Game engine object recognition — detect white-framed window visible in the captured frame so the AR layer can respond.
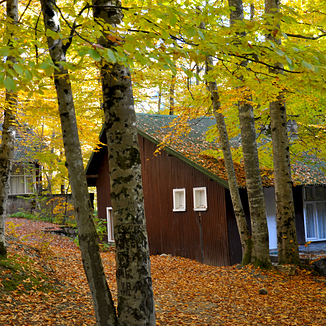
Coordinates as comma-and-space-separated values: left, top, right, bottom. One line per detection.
173, 188, 186, 212
193, 187, 207, 211
304, 186, 326, 241
106, 207, 114, 242
10, 164, 36, 195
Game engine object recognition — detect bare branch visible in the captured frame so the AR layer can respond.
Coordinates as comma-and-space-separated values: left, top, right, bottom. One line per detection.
18, 0, 32, 22
285, 32, 326, 40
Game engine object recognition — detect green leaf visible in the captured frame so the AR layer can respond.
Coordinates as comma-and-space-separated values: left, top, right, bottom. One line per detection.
170, 14, 177, 26
107, 49, 116, 63
187, 27, 197, 37
39, 62, 51, 70
135, 52, 148, 65
285, 55, 292, 65
4, 77, 16, 92
0, 47, 10, 57
301, 60, 313, 70
46, 29, 60, 40
162, 55, 174, 66
45, 67, 54, 77
88, 49, 101, 62
275, 48, 284, 56
161, 29, 170, 39
181, 66, 193, 79
24, 69, 33, 81
198, 29, 205, 40
268, 40, 275, 49
6, 69, 16, 77
78, 49, 88, 57
13, 64, 24, 75
170, 65, 177, 75
281, 32, 288, 39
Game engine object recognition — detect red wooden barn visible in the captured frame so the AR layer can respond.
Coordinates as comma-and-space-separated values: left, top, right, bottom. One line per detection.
85, 114, 326, 266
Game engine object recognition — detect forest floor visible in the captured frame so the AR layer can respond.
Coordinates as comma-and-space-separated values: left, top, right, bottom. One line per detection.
1, 218, 326, 325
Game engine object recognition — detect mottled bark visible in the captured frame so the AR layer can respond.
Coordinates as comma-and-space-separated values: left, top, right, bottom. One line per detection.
92, 1, 156, 325
229, 0, 271, 267
40, 1, 117, 324
207, 56, 251, 264
265, 0, 300, 265
0, 0, 18, 257
239, 104, 271, 267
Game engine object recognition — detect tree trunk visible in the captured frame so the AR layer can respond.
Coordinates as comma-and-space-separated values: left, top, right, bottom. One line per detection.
265, 0, 300, 265
229, 0, 271, 267
0, 0, 18, 257
169, 74, 176, 115
92, 1, 156, 325
157, 85, 162, 113
40, 1, 117, 324
238, 104, 271, 267
207, 56, 251, 264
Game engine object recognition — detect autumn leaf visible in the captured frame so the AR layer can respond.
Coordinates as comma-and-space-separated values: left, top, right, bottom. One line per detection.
3, 217, 326, 326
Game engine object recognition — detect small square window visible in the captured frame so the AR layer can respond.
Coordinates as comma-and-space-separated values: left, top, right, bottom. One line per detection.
173, 188, 186, 212
193, 187, 207, 211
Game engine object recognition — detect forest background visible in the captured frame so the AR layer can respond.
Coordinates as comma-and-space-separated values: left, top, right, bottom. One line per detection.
1, 0, 326, 324
1, 0, 325, 192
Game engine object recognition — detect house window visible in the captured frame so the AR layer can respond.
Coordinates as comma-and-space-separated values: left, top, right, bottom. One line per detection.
173, 188, 186, 212
193, 187, 207, 211
106, 207, 114, 242
10, 164, 36, 195
304, 186, 326, 241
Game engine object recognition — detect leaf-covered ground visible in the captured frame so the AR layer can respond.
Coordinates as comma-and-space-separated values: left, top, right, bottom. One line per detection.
1, 218, 326, 325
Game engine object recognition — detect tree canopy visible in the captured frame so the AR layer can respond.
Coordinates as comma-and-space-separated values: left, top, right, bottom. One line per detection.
0, 0, 325, 185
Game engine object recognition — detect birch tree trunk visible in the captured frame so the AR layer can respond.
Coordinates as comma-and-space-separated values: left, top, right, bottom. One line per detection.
0, 0, 18, 257
40, 1, 117, 324
207, 56, 251, 264
92, 1, 156, 325
229, 0, 271, 267
238, 104, 270, 266
265, 0, 300, 265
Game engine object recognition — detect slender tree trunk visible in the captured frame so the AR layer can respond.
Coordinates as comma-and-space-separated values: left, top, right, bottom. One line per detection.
40, 1, 117, 324
92, 1, 156, 325
238, 104, 270, 266
207, 56, 251, 264
229, 0, 271, 267
265, 0, 300, 265
169, 74, 176, 115
0, 0, 18, 257
157, 85, 162, 113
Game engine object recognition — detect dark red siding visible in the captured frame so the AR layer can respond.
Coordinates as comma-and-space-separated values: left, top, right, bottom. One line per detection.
96, 152, 112, 242
139, 136, 231, 266
94, 135, 245, 266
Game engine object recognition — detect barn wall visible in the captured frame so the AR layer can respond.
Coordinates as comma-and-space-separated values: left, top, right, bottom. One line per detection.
96, 152, 112, 242
139, 136, 231, 267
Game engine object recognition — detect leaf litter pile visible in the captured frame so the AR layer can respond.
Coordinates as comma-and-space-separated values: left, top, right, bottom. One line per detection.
1, 218, 326, 325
